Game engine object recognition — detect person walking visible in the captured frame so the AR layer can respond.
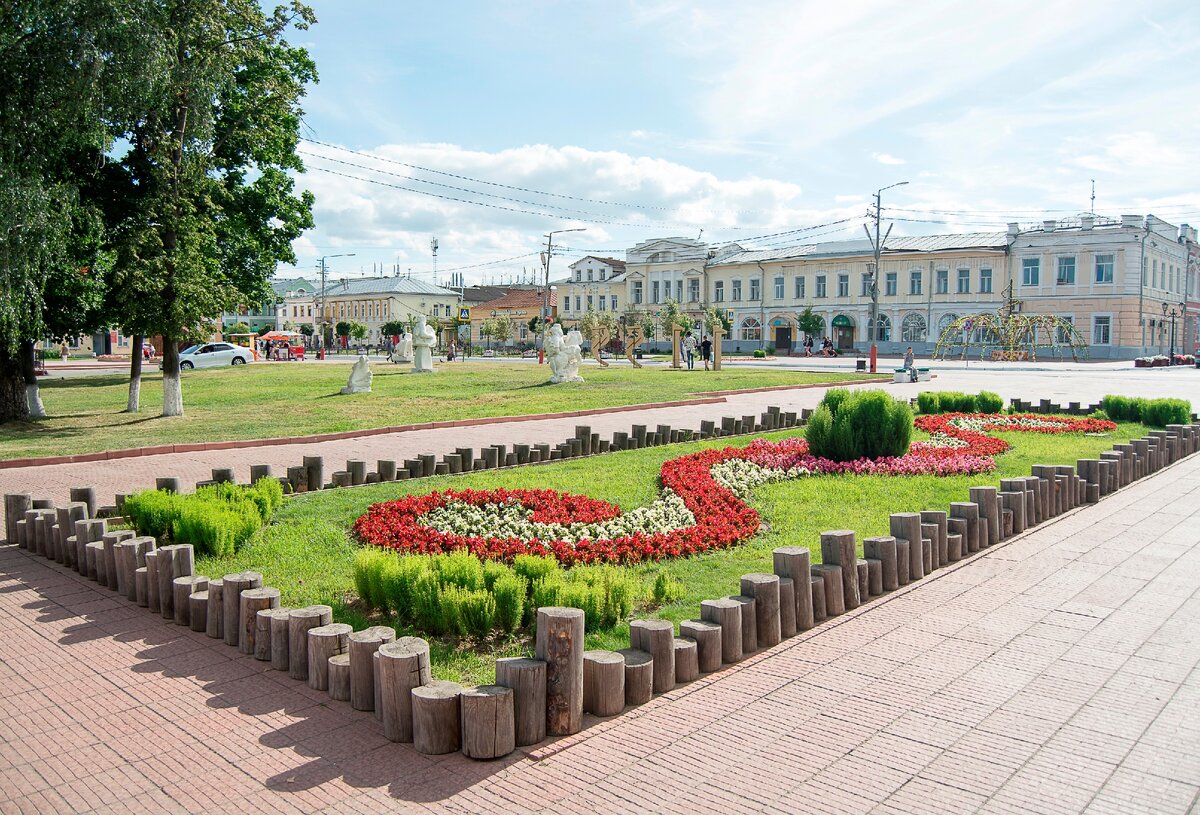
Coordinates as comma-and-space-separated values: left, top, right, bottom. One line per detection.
904, 346, 917, 382
700, 336, 713, 371
682, 331, 697, 370
804, 335, 813, 357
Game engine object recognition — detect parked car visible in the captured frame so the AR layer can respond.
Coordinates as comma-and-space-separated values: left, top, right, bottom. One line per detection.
168, 342, 254, 370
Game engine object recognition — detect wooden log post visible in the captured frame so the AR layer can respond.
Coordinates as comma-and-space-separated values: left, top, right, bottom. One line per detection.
494, 657, 547, 747
730, 595, 757, 653
349, 626, 397, 712
4, 493, 31, 545
920, 511, 949, 567
919, 525, 936, 574
583, 650, 626, 717
69, 486, 96, 519
189, 591, 209, 632
144, 549, 161, 612
223, 571, 263, 647
969, 486, 1001, 547
460, 685, 516, 760
160, 543, 196, 620
680, 620, 722, 673
629, 619, 675, 694
811, 564, 844, 617
126, 537, 155, 602
205, 579, 223, 639
288, 605, 334, 681
303, 456, 324, 491
1001, 491, 1027, 534
135, 567, 149, 607
239, 587, 280, 655
617, 649, 653, 706
863, 536, 898, 591
819, 530, 861, 609
739, 573, 782, 647
700, 598, 742, 663
103, 530, 135, 592
412, 681, 463, 755
267, 608, 292, 670
810, 576, 827, 621
946, 521, 966, 560
772, 546, 813, 631
535, 607, 585, 736
56, 504, 87, 568
328, 654, 351, 701
172, 575, 208, 627
865, 559, 883, 596
951, 502, 983, 553
888, 513, 924, 582
378, 637, 432, 743
307, 623, 352, 691
778, 577, 797, 639
673, 638, 699, 683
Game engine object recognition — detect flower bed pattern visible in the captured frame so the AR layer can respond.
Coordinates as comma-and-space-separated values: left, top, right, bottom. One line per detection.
353, 412, 1116, 565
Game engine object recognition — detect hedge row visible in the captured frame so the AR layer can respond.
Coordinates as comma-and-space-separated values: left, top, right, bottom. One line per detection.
916, 390, 1004, 415
124, 478, 283, 558
1100, 395, 1191, 427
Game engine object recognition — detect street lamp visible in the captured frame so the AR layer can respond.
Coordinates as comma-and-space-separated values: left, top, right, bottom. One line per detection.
317, 253, 355, 356
865, 181, 908, 372
539, 228, 586, 363
1162, 301, 1184, 364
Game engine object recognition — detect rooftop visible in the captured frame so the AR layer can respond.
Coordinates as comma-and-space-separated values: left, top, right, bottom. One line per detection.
319, 276, 459, 298
474, 288, 555, 313
714, 232, 1010, 265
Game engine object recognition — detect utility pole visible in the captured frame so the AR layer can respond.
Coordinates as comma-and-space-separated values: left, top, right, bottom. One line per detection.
540, 228, 585, 363
864, 181, 907, 372
317, 253, 354, 356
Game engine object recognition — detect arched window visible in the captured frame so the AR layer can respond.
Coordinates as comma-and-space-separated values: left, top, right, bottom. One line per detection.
741, 317, 762, 341
938, 313, 961, 343
901, 313, 927, 342
868, 314, 892, 342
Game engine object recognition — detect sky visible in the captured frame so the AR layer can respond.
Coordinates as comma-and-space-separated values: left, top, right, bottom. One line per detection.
283, 0, 1200, 287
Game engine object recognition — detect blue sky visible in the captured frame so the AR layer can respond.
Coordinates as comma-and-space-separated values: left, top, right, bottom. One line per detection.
285, 0, 1200, 286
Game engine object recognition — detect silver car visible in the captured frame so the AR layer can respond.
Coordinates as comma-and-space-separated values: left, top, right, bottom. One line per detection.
173, 342, 254, 370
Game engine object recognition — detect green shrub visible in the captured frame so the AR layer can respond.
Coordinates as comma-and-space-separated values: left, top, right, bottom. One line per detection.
124, 489, 185, 540
125, 479, 277, 557
1088, 408, 1110, 421
513, 554, 559, 584
651, 571, 684, 605
976, 391, 1004, 414
807, 389, 912, 462
482, 560, 514, 590
382, 555, 429, 618
915, 391, 940, 415
353, 548, 388, 611
442, 586, 495, 638
411, 570, 444, 633
432, 551, 484, 590
752, 349, 766, 358
492, 573, 526, 634
1101, 394, 1139, 421
1142, 397, 1190, 427
531, 574, 565, 611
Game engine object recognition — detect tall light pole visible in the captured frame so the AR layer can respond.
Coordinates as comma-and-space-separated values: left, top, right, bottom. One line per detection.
539, 228, 586, 363
864, 181, 908, 372
1162, 302, 1183, 364
318, 253, 355, 355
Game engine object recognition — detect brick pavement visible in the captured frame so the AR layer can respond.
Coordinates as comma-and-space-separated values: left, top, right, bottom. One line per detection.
2, 438, 1198, 813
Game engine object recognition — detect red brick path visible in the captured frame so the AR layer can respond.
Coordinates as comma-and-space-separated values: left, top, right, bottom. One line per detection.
2, 455, 1198, 813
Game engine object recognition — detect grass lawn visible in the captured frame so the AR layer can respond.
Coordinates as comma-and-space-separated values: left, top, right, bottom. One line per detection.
195, 418, 1147, 685
0, 362, 878, 460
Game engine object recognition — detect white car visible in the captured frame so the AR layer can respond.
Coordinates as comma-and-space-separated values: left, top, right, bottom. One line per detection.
173, 342, 254, 370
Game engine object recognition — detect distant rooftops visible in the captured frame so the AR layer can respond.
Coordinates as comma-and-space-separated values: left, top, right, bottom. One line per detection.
318, 276, 459, 297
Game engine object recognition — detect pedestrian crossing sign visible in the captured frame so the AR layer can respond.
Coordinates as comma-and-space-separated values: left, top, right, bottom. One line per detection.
458, 307, 471, 321
726, 309, 734, 321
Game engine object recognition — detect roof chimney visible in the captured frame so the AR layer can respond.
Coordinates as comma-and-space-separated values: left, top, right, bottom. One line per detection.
1120, 214, 1142, 228
1080, 215, 1094, 231
1042, 219, 1057, 232
1007, 222, 1020, 237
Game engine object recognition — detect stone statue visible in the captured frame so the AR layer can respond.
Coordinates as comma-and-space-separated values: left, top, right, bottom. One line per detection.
547, 325, 584, 384
390, 331, 413, 364
412, 316, 436, 373
340, 353, 372, 394
563, 329, 585, 382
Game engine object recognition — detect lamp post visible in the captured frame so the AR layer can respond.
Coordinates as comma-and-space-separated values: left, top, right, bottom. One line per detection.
1162, 302, 1183, 364
539, 228, 586, 363
317, 253, 355, 357
865, 181, 908, 372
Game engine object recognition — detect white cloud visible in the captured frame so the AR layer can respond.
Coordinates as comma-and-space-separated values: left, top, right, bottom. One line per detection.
873, 153, 906, 166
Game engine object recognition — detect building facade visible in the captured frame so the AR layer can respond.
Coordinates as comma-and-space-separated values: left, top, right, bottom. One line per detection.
284, 276, 461, 345
557, 256, 627, 321
468, 289, 556, 349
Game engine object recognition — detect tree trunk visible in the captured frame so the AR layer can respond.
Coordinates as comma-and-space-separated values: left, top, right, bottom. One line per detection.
0, 346, 27, 423
21, 341, 45, 417
161, 336, 182, 417
126, 335, 143, 413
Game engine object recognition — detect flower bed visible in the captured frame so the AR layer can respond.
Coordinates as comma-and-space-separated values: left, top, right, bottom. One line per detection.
353, 412, 1117, 565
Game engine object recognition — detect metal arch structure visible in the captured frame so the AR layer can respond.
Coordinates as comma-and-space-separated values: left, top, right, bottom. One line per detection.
933, 283, 1091, 362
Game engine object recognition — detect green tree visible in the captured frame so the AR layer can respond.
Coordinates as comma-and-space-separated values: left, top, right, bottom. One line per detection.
227, 321, 251, 336
658, 298, 692, 334
297, 323, 313, 337
796, 306, 824, 337
379, 320, 406, 337
349, 321, 368, 343
335, 321, 352, 339
704, 305, 731, 336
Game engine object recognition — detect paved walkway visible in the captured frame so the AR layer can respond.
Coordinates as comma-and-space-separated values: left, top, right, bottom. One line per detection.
2, 447, 1198, 813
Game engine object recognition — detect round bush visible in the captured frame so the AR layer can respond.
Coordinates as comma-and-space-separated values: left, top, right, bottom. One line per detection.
806, 389, 913, 462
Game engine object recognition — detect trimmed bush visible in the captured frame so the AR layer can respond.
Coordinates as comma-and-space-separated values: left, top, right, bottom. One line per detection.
807, 389, 912, 462
916, 390, 1004, 414
443, 586, 495, 638
976, 391, 1004, 414
513, 554, 557, 584
382, 555, 428, 617
125, 478, 279, 557
492, 573, 526, 634
916, 391, 941, 415
1101, 394, 1191, 427
124, 489, 185, 540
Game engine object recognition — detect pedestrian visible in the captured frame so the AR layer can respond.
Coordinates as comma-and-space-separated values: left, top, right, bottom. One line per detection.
447, 340, 456, 362
904, 345, 917, 382
60, 341, 70, 361
804, 335, 813, 357
700, 336, 713, 370
682, 331, 697, 370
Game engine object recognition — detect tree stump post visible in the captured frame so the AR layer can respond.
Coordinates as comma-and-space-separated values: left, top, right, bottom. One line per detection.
349, 625, 397, 712
680, 620, 722, 673
223, 571, 263, 647
4, 493, 31, 545
268, 608, 292, 670
583, 650, 625, 717
778, 577, 796, 639
103, 530, 135, 593
888, 514, 924, 581
172, 575, 208, 627
378, 637, 432, 743
145, 549, 161, 613
673, 638, 699, 683
127, 537, 155, 602
819, 529, 860, 609
946, 522, 966, 560
307, 623, 352, 691
739, 573, 781, 647
135, 567, 149, 607
288, 605, 333, 681
240, 587, 280, 655
328, 653, 352, 701
949, 502, 981, 553
811, 565, 844, 616
894, 538, 911, 585
460, 685, 516, 760
700, 598, 742, 663
154, 544, 178, 618
919, 510, 949, 567
731, 595, 757, 652
534, 607, 585, 736
205, 579, 223, 639
617, 649, 653, 706
810, 576, 827, 621
412, 680, 463, 755
629, 619, 675, 694
865, 559, 883, 596
189, 591, 209, 632
772, 546, 813, 631
494, 656, 547, 747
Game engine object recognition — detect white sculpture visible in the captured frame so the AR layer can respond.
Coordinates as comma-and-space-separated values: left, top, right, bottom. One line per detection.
389, 331, 413, 364
412, 316, 436, 373
546, 324, 584, 384
340, 353, 372, 394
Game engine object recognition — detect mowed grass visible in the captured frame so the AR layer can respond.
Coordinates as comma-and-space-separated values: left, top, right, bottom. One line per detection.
0, 362, 878, 460
195, 419, 1147, 685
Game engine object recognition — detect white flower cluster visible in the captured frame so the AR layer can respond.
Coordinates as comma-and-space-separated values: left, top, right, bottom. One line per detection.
709, 458, 810, 498
950, 416, 1065, 432
420, 490, 697, 545
920, 432, 970, 449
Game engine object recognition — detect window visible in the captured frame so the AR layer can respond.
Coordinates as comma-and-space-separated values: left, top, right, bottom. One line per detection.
587, 270, 593, 282
714, 281, 725, 302
610, 295, 618, 311
732, 280, 743, 301
868, 314, 892, 341
910, 270, 922, 295
1094, 254, 1113, 284
1054, 316, 1074, 344
938, 313, 961, 342
1092, 315, 1111, 345
688, 279, 700, 303
633, 281, 643, 304
885, 272, 897, 296
675, 280, 683, 302
1022, 258, 1040, 286
651, 281, 661, 304
795, 277, 805, 299
599, 269, 606, 281
575, 270, 582, 282
861, 273, 872, 297
740, 317, 762, 341
957, 268, 970, 294
816, 275, 827, 298
1152, 259, 1158, 288
1057, 256, 1076, 285
574, 295, 581, 312
750, 279, 761, 301
980, 267, 993, 294
598, 295, 606, 311
774, 276, 784, 300
901, 313, 927, 342
936, 269, 949, 294
837, 274, 849, 297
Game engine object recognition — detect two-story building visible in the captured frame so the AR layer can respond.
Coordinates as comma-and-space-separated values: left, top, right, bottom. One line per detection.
285, 275, 461, 345
224, 277, 318, 334
556, 256, 628, 321
468, 288, 556, 350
